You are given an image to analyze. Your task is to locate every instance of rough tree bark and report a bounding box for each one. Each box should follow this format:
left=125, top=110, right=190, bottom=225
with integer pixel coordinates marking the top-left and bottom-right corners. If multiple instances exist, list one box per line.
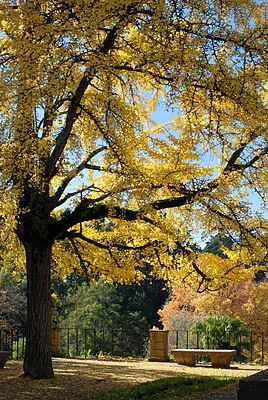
left=22, top=242, right=54, bottom=379
left=16, top=185, right=55, bottom=379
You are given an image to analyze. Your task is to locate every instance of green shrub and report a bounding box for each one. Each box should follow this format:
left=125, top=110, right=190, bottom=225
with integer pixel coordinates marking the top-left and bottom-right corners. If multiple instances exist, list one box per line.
left=191, top=315, right=249, bottom=359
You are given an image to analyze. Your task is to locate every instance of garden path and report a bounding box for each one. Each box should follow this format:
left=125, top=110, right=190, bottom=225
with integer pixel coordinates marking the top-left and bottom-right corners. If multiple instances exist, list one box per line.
left=0, top=358, right=265, bottom=400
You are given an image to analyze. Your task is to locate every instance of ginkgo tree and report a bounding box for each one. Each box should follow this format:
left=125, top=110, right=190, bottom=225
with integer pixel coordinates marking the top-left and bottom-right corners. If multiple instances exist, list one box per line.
left=0, top=0, right=268, bottom=379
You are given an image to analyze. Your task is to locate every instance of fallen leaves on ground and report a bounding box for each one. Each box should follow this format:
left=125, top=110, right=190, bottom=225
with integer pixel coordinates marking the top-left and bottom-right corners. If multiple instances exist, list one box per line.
left=0, top=359, right=265, bottom=400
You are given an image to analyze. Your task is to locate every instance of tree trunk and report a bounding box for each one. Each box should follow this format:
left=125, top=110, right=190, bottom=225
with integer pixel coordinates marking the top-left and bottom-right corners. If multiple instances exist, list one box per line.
left=22, top=242, right=54, bottom=379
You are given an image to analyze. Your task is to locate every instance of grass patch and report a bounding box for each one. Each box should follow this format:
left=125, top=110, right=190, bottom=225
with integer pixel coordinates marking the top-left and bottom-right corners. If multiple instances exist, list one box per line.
left=86, top=375, right=238, bottom=400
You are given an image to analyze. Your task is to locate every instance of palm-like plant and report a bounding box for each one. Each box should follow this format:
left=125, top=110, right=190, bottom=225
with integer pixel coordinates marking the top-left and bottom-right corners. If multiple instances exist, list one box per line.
left=192, top=315, right=249, bottom=355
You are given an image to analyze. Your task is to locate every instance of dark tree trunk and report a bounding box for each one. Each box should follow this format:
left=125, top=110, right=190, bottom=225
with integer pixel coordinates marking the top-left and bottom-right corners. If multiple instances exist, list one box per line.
left=22, top=242, right=54, bottom=379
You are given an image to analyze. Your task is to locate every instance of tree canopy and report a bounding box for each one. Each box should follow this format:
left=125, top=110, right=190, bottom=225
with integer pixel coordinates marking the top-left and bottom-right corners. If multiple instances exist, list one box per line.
left=0, top=0, right=268, bottom=378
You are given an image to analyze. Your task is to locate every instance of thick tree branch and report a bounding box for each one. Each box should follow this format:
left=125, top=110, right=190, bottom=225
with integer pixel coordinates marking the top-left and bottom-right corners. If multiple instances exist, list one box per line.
left=50, top=198, right=157, bottom=240
left=51, top=202, right=138, bottom=240
left=45, top=12, right=131, bottom=181
left=50, top=133, right=267, bottom=247
left=234, top=144, right=268, bottom=170
left=46, top=75, right=92, bottom=181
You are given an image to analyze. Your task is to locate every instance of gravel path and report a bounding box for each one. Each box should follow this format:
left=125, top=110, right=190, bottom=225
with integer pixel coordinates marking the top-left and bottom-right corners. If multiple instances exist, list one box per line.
left=0, top=359, right=265, bottom=400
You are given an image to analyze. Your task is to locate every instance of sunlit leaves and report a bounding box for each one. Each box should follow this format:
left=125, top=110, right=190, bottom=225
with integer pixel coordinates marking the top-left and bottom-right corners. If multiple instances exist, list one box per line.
left=0, top=0, right=268, bottom=290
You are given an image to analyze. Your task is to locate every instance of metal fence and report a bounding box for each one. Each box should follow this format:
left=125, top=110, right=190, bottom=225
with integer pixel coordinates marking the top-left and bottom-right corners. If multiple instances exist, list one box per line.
left=59, top=327, right=148, bottom=358
left=0, top=327, right=148, bottom=360
left=168, top=329, right=267, bottom=364
left=0, top=328, right=27, bottom=359
left=1, top=327, right=267, bottom=364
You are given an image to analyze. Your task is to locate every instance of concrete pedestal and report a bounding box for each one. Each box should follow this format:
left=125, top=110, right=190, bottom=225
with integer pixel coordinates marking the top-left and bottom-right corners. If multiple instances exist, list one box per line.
left=148, top=329, right=169, bottom=362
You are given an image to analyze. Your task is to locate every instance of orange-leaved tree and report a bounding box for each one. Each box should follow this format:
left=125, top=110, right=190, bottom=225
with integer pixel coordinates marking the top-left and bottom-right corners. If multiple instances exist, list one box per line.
left=159, top=276, right=268, bottom=333
left=0, top=0, right=268, bottom=378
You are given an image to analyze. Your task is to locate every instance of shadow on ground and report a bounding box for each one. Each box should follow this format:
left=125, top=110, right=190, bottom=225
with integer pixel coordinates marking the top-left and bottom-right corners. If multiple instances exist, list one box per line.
left=0, top=358, right=266, bottom=400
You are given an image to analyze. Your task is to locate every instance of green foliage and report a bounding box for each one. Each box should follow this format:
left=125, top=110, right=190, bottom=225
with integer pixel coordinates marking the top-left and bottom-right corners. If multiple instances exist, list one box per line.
left=58, top=280, right=152, bottom=357
left=61, top=282, right=119, bottom=329
left=191, top=315, right=249, bottom=351
left=59, top=280, right=147, bottom=331
left=54, top=271, right=168, bottom=329
left=88, top=376, right=237, bottom=400
left=12, top=336, right=26, bottom=358
left=117, top=276, right=168, bottom=328
left=57, top=280, right=151, bottom=357
left=203, top=234, right=234, bottom=258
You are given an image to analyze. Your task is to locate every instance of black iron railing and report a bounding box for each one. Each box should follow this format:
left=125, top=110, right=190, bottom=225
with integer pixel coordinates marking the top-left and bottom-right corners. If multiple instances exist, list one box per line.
left=0, top=328, right=27, bottom=359
left=168, top=329, right=266, bottom=364
left=59, top=327, right=148, bottom=358
left=0, top=327, right=148, bottom=360
left=1, top=327, right=267, bottom=364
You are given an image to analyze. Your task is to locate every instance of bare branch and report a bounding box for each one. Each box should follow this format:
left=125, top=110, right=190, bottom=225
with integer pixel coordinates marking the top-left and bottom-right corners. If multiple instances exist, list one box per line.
left=54, top=185, right=95, bottom=208
left=69, top=237, right=90, bottom=284
left=50, top=145, right=107, bottom=208
left=59, top=190, right=112, bottom=210
left=203, top=199, right=268, bottom=250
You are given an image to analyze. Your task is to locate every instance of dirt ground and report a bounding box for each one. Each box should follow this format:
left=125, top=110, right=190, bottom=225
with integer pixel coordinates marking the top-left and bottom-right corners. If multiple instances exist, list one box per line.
left=0, top=358, right=266, bottom=400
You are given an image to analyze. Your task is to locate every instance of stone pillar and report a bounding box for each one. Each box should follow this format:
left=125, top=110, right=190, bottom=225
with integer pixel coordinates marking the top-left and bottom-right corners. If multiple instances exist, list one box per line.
left=51, top=327, right=61, bottom=357
left=148, top=329, right=169, bottom=362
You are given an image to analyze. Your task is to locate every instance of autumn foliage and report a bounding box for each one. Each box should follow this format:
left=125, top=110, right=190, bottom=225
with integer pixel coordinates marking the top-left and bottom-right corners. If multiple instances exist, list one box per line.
left=159, top=276, right=268, bottom=333
left=0, top=0, right=268, bottom=378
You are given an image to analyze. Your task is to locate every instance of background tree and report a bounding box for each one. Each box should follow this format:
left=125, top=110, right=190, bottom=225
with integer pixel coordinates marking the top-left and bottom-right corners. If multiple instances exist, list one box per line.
left=203, top=234, right=234, bottom=258
left=159, top=236, right=268, bottom=335
left=57, top=278, right=167, bottom=328
left=60, top=281, right=137, bottom=329
left=0, top=269, right=27, bottom=328
left=0, top=0, right=268, bottom=378
left=193, top=277, right=268, bottom=332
